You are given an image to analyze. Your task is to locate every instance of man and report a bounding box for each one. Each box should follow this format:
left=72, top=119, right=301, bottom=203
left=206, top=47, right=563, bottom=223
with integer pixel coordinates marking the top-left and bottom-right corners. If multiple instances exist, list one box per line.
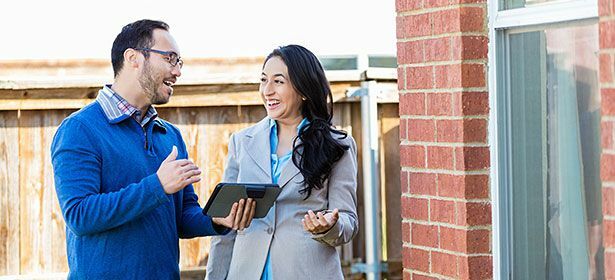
left=51, top=19, right=255, bottom=279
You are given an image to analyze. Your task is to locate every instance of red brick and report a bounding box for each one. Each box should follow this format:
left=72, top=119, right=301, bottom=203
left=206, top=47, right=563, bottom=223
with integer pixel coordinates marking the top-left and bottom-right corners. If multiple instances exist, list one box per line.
left=435, top=64, right=461, bottom=88
left=464, top=175, right=490, bottom=199
left=606, top=252, right=615, bottom=280
left=431, top=7, right=485, bottom=35
left=427, top=146, right=455, bottom=170
left=438, top=174, right=466, bottom=198
left=464, top=119, right=487, bottom=143
left=431, top=199, right=456, bottom=224
left=398, top=67, right=406, bottom=90
left=452, top=35, right=488, bottom=60
left=457, top=0, right=486, bottom=3
left=602, top=121, right=613, bottom=150
left=396, top=0, right=423, bottom=12
left=410, top=172, right=438, bottom=196
left=425, top=0, right=451, bottom=8
left=400, top=93, right=426, bottom=115
left=600, top=20, right=615, bottom=49
left=604, top=187, right=615, bottom=216
left=436, top=119, right=463, bottom=142
left=436, top=119, right=487, bottom=143
left=407, top=248, right=430, bottom=273
left=432, top=9, right=459, bottom=35
left=459, top=256, right=493, bottom=279
left=412, top=274, right=438, bottom=280
left=435, top=64, right=485, bottom=88
left=408, top=66, right=434, bottom=89
left=440, top=226, right=465, bottom=252
left=431, top=251, right=458, bottom=277
left=461, top=64, right=486, bottom=87
left=402, top=196, right=413, bottom=219
left=404, top=271, right=411, bottom=280
left=401, top=145, right=426, bottom=168
left=402, top=221, right=411, bottom=243
left=424, top=37, right=451, bottom=62
left=467, top=229, right=491, bottom=254
left=604, top=219, right=615, bottom=247
left=427, top=92, right=453, bottom=116
left=397, top=14, right=431, bottom=39
left=601, top=154, right=615, bottom=182
left=408, top=197, right=430, bottom=221
left=456, top=201, right=467, bottom=226
left=412, top=223, right=439, bottom=248
left=455, top=146, right=490, bottom=170
left=438, top=174, right=489, bottom=199
left=398, top=41, right=424, bottom=65
left=602, top=89, right=615, bottom=116
left=459, top=7, right=485, bottom=32
left=400, top=118, right=408, bottom=141
left=462, top=202, right=492, bottom=226
left=456, top=91, right=489, bottom=116
left=600, top=53, right=613, bottom=83
left=402, top=170, right=409, bottom=193
left=408, top=119, right=436, bottom=142
left=599, top=0, right=611, bottom=16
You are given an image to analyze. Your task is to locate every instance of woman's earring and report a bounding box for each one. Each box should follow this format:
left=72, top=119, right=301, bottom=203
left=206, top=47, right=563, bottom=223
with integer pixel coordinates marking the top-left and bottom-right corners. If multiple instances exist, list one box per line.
left=301, top=97, right=307, bottom=101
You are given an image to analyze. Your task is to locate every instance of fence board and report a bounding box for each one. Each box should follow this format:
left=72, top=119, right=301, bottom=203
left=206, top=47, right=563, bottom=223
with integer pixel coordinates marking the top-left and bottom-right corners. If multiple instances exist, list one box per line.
left=0, top=111, right=20, bottom=275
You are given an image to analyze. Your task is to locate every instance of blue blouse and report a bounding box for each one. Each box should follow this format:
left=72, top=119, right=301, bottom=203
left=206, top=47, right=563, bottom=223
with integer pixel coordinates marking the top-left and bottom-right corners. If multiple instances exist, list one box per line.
left=261, top=118, right=309, bottom=280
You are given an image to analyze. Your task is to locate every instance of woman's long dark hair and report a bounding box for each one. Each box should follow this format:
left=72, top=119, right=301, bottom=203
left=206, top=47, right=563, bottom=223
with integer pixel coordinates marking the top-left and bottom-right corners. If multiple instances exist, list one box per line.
left=264, top=45, right=350, bottom=199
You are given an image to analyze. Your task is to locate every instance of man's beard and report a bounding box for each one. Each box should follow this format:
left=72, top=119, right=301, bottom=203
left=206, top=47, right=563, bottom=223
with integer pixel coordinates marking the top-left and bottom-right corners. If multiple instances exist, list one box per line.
left=139, top=60, right=171, bottom=105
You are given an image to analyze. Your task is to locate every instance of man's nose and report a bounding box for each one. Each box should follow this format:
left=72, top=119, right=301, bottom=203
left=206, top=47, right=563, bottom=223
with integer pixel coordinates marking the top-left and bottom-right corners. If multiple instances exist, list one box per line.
left=171, top=65, right=181, bottom=77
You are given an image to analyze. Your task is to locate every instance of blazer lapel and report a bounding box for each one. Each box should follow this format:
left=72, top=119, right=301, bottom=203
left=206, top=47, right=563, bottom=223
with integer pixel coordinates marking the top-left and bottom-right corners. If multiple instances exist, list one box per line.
left=245, top=118, right=272, bottom=181
left=277, top=158, right=301, bottom=188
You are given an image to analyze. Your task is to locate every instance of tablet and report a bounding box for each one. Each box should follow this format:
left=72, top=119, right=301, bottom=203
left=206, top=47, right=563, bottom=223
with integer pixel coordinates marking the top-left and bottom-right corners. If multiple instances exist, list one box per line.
left=202, top=183, right=281, bottom=218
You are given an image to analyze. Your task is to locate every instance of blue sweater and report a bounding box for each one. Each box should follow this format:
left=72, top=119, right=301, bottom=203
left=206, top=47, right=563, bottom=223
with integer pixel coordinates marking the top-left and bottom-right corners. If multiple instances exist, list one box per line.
left=51, top=101, right=225, bottom=279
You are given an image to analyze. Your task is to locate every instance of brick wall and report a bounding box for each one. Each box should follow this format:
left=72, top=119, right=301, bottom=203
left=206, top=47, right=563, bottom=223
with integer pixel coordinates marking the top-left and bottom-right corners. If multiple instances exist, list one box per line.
left=600, top=0, right=615, bottom=278
left=396, top=0, right=492, bottom=279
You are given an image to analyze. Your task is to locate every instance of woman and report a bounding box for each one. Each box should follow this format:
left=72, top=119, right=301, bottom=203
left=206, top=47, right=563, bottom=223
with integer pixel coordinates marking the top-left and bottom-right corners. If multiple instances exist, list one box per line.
left=205, top=45, right=358, bottom=280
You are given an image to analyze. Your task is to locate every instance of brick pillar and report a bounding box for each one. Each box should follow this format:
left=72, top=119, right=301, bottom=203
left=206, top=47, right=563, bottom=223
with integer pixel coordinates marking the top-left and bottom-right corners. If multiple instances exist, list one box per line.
left=599, top=0, right=615, bottom=278
left=396, top=1, right=492, bottom=279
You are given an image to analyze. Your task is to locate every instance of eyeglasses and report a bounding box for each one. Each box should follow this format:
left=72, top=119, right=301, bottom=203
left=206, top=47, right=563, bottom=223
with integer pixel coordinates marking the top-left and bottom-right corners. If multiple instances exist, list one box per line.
left=134, top=48, right=183, bottom=69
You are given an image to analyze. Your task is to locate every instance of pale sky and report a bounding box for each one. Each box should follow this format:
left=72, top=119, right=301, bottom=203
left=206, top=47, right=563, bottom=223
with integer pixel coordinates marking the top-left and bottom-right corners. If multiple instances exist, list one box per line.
left=1, top=0, right=396, bottom=60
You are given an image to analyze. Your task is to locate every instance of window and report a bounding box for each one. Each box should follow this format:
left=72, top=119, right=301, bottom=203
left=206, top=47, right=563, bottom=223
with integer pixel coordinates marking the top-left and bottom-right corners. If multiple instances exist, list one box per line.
left=489, top=0, right=602, bottom=279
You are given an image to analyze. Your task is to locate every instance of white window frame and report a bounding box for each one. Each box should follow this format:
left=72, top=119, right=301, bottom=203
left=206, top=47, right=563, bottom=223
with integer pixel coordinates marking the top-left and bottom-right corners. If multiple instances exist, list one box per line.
left=487, top=0, right=598, bottom=279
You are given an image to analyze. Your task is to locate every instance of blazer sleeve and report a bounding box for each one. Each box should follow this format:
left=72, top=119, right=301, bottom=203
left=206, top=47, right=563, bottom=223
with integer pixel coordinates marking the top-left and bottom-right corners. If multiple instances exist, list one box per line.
left=206, top=133, right=239, bottom=280
left=311, top=136, right=359, bottom=247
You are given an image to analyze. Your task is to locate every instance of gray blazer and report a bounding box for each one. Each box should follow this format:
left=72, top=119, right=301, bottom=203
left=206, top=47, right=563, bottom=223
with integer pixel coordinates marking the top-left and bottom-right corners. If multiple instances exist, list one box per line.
left=205, top=117, right=358, bottom=280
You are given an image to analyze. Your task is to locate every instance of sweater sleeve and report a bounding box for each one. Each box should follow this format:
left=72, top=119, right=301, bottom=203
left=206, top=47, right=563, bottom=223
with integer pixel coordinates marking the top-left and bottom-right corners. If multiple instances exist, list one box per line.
left=51, top=118, right=169, bottom=236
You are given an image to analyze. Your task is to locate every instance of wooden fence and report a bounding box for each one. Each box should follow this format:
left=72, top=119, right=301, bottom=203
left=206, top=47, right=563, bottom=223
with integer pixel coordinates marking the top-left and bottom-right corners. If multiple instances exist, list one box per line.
left=0, top=71, right=400, bottom=278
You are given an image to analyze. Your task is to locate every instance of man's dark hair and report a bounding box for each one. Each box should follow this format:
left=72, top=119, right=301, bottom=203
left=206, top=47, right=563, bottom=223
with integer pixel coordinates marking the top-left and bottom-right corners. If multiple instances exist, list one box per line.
left=111, top=19, right=169, bottom=77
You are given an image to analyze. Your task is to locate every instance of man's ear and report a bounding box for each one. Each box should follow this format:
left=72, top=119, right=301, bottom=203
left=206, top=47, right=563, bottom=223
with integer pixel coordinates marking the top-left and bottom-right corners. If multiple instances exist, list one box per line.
left=123, top=48, right=141, bottom=69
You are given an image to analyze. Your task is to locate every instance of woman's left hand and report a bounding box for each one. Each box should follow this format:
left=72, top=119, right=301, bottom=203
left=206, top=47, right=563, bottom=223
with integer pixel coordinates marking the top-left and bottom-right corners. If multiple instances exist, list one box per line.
left=302, top=208, right=339, bottom=234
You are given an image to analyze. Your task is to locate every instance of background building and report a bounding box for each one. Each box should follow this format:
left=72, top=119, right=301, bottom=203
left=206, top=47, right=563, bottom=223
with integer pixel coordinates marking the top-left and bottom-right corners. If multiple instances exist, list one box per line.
left=396, top=0, right=613, bottom=279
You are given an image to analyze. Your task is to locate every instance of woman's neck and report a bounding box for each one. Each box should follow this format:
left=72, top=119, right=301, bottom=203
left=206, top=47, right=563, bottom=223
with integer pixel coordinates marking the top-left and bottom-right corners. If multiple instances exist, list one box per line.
left=275, top=116, right=303, bottom=135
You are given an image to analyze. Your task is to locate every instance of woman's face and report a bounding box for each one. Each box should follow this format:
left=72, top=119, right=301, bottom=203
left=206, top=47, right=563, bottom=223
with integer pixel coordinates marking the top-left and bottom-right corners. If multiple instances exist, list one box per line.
left=260, top=56, right=304, bottom=123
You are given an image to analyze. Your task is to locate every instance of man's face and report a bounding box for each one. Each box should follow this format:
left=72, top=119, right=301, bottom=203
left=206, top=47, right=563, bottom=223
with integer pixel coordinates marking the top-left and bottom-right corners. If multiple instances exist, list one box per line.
left=138, top=29, right=182, bottom=105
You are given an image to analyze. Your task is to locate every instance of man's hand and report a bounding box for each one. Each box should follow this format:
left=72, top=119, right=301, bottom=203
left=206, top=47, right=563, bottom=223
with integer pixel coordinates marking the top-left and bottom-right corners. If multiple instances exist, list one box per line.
left=212, top=198, right=256, bottom=231
left=157, top=146, right=202, bottom=194
left=302, top=208, right=339, bottom=234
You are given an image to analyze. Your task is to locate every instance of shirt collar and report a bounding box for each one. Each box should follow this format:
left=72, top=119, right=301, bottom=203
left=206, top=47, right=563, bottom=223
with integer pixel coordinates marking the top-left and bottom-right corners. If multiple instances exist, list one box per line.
left=96, top=84, right=158, bottom=126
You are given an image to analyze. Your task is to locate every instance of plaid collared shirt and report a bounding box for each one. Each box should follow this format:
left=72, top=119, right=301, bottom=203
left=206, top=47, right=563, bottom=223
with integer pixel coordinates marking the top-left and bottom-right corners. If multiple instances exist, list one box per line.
left=96, top=85, right=158, bottom=126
